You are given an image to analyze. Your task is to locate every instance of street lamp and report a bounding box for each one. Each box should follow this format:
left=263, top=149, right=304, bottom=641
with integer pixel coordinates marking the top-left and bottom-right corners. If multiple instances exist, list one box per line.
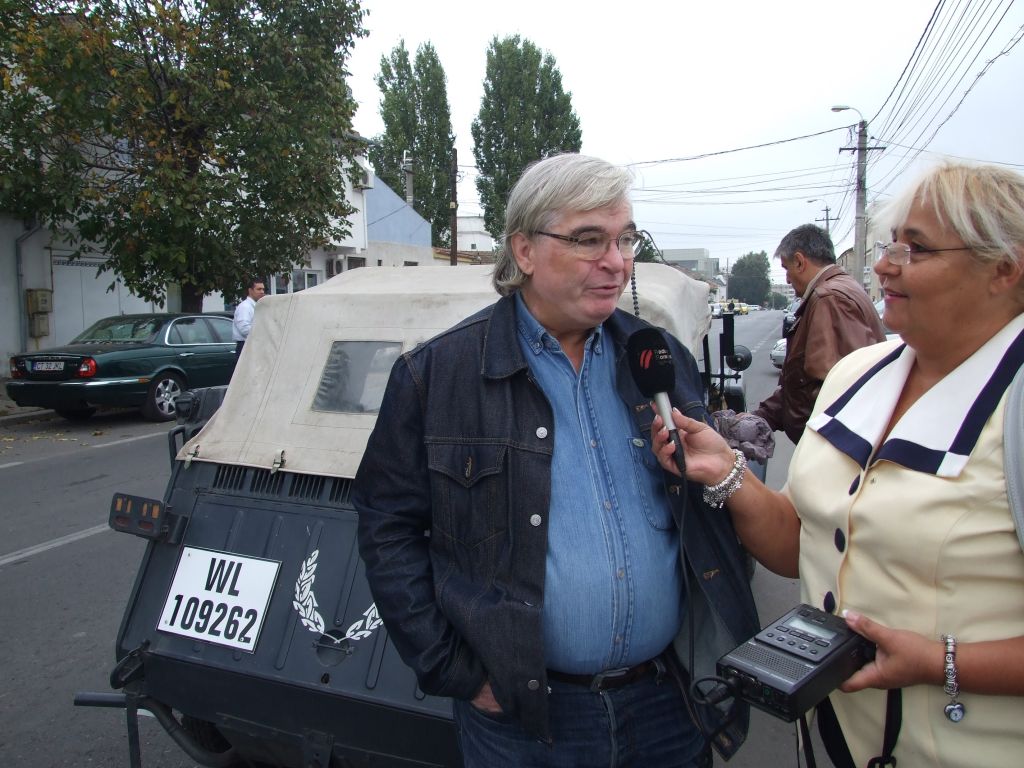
left=831, top=105, right=868, bottom=287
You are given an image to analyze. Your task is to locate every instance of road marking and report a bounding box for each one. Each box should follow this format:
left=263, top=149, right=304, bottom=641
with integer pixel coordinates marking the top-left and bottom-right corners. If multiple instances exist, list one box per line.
left=90, top=432, right=165, bottom=449
left=0, top=430, right=165, bottom=470
left=0, top=523, right=109, bottom=567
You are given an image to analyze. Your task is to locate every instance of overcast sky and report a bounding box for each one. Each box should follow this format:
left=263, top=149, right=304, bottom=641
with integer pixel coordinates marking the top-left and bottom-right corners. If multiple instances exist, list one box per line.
left=345, top=0, right=1024, bottom=280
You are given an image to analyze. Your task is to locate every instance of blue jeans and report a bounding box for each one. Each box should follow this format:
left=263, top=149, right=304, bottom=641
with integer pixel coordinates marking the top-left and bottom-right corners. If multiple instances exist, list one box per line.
left=453, top=675, right=710, bottom=768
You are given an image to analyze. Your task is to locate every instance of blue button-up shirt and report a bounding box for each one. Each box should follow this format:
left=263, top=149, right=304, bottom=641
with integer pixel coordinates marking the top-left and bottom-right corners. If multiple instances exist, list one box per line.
left=514, top=295, right=683, bottom=673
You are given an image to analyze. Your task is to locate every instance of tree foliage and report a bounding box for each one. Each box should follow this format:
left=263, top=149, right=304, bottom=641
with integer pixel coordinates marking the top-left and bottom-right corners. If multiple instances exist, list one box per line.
left=471, top=35, right=581, bottom=239
left=0, top=0, right=366, bottom=310
left=728, top=251, right=771, bottom=305
left=368, top=40, right=455, bottom=247
left=634, top=231, right=661, bottom=263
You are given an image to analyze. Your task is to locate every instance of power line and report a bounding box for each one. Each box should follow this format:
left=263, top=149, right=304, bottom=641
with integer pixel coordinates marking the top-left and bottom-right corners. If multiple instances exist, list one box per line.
left=624, top=126, right=851, bottom=166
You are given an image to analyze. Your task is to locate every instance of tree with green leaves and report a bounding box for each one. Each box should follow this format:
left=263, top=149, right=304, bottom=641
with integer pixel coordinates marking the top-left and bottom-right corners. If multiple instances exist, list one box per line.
left=0, top=0, right=366, bottom=310
left=369, top=40, right=456, bottom=247
left=471, top=35, right=581, bottom=239
left=369, top=41, right=416, bottom=201
left=728, top=251, right=771, bottom=305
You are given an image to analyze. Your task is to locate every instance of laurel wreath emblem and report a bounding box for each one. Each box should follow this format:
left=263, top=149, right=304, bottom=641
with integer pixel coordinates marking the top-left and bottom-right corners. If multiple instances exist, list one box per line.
left=292, top=549, right=383, bottom=643
left=293, top=550, right=326, bottom=634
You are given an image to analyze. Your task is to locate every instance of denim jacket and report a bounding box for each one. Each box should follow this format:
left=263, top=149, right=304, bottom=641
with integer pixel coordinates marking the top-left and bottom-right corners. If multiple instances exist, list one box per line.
left=353, top=294, right=759, bottom=756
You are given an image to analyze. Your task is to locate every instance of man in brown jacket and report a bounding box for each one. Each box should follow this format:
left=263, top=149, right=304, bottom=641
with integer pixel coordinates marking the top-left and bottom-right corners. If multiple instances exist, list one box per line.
left=753, top=224, right=886, bottom=443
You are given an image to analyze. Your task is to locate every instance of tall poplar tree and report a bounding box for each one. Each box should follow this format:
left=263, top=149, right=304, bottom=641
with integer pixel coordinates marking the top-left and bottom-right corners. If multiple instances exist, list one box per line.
left=471, top=36, right=582, bottom=240
left=369, top=40, right=455, bottom=247
left=0, top=0, right=367, bottom=310
left=369, top=41, right=416, bottom=201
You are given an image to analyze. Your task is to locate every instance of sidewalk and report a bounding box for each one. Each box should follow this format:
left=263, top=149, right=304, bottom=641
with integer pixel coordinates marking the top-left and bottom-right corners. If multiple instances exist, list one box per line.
left=0, top=377, right=53, bottom=426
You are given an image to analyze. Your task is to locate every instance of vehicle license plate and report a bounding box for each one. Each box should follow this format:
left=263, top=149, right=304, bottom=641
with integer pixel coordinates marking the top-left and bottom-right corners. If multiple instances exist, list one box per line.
left=31, top=361, right=64, bottom=372
left=158, top=547, right=281, bottom=652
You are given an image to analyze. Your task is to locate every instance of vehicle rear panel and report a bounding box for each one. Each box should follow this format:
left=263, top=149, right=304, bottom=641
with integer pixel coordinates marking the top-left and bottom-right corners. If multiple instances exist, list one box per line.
left=116, top=453, right=458, bottom=767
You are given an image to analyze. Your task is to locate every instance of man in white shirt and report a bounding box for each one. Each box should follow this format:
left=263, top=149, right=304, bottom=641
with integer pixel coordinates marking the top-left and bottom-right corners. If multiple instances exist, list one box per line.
left=232, top=279, right=266, bottom=355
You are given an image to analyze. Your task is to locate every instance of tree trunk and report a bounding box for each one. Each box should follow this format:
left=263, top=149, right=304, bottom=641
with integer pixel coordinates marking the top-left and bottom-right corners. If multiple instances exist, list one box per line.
left=180, top=282, right=205, bottom=313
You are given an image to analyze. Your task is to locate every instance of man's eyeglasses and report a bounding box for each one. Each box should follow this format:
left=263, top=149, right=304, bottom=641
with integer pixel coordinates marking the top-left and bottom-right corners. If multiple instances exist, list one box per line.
left=535, top=230, right=642, bottom=261
left=874, top=241, right=970, bottom=266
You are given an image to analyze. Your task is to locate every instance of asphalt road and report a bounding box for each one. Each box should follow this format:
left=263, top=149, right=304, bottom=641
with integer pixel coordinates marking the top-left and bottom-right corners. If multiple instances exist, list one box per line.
left=0, top=310, right=829, bottom=768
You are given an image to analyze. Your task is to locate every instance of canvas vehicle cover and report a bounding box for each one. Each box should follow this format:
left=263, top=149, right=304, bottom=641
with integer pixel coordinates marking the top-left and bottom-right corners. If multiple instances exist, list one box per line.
left=177, top=263, right=710, bottom=477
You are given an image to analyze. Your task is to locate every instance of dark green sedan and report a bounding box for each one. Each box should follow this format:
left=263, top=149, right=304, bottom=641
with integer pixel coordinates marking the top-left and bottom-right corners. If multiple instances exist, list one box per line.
left=6, top=313, right=236, bottom=421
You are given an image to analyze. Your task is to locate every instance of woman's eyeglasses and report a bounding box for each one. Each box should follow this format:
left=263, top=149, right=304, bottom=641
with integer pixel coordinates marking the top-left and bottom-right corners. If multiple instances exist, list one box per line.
left=874, top=241, right=970, bottom=266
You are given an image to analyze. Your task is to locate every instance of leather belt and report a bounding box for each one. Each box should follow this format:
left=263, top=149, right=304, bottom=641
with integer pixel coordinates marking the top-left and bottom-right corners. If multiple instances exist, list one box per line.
left=547, top=656, right=664, bottom=692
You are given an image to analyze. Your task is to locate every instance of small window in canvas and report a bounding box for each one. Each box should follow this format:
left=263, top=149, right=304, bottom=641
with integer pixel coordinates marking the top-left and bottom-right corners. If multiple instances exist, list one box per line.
left=312, top=341, right=401, bottom=413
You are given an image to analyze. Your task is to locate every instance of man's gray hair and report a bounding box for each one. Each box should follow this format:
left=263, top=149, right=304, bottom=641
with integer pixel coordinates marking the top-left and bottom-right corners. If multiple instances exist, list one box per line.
left=774, top=224, right=836, bottom=266
left=491, top=153, right=634, bottom=296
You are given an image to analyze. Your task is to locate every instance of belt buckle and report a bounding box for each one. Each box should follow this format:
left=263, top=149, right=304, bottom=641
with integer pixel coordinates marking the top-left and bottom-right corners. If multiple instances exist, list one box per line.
left=589, top=666, right=631, bottom=692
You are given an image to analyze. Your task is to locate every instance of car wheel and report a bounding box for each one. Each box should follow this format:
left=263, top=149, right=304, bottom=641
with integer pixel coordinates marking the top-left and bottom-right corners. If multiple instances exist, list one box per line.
left=55, top=407, right=96, bottom=421
left=143, top=372, right=185, bottom=421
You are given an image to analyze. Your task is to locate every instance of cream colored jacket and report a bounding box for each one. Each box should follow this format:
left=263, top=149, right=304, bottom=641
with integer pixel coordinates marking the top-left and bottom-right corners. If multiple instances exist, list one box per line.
left=789, top=316, right=1024, bottom=767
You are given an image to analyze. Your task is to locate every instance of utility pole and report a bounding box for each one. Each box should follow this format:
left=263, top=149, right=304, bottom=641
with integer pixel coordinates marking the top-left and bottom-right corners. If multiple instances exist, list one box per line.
left=449, top=149, right=458, bottom=266
left=401, top=151, right=415, bottom=205
left=837, top=120, right=868, bottom=283
left=815, top=204, right=834, bottom=236
left=853, top=119, right=867, bottom=286
left=833, top=105, right=883, bottom=289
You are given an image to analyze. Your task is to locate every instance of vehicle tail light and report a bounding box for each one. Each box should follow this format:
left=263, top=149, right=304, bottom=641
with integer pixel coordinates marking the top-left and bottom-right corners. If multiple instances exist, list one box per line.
left=77, top=358, right=97, bottom=378
left=9, top=358, right=25, bottom=378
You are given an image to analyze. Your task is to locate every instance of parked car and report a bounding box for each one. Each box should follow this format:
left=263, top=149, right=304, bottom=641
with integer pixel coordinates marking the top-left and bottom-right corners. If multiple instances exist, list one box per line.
left=6, top=313, right=236, bottom=421
left=782, top=299, right=801, bottom=336
left=770, top=337, right=787, bottom=368
left=710, top=301, right=723, bottom=318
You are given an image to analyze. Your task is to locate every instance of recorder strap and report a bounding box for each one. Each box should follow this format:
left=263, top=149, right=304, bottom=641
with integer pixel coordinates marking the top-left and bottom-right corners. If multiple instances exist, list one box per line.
left=814, top=688, right=902, bottom=768
left=866, top=688, right=902, bottom=768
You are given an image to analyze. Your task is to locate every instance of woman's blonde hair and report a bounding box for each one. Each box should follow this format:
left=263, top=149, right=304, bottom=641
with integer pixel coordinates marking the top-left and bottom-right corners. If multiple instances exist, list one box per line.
left=870, top=161, right=1024, bottom=272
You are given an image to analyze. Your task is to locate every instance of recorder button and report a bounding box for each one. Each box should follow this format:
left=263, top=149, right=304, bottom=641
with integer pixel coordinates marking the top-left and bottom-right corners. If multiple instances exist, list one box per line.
left=815, top=640, right=830, bottom=647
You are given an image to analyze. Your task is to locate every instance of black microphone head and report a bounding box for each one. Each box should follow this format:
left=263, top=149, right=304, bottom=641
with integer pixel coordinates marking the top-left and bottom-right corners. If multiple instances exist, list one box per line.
left=626, top=328, right=676, bottom=397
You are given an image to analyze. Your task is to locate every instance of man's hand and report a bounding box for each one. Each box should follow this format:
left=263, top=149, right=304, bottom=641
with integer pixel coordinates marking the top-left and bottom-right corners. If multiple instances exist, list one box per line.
left=470, top=681, right=503, bottom=714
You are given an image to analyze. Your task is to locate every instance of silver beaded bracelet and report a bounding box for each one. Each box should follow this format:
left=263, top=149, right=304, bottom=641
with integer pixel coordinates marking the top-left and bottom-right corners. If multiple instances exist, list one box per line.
left=941, top=634, right=965, bottom=722
left=702, top=449, right=747, bottom=509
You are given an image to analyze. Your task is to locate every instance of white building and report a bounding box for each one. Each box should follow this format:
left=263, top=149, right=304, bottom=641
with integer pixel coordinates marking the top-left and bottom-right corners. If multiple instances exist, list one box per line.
left=456, top=215, right=496, bottom=253
left=1, top=158, right=435, bottom=359
left=660, top=247, right=720, bottom=279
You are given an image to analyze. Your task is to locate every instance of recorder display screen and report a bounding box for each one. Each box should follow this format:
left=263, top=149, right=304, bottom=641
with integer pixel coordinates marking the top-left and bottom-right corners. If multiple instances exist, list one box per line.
left=788, top=616, right=837, bottom=641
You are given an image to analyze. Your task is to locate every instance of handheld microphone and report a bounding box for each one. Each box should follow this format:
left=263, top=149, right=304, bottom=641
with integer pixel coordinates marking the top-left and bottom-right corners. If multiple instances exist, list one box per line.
left=627, top=328, right=686, bottom=474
